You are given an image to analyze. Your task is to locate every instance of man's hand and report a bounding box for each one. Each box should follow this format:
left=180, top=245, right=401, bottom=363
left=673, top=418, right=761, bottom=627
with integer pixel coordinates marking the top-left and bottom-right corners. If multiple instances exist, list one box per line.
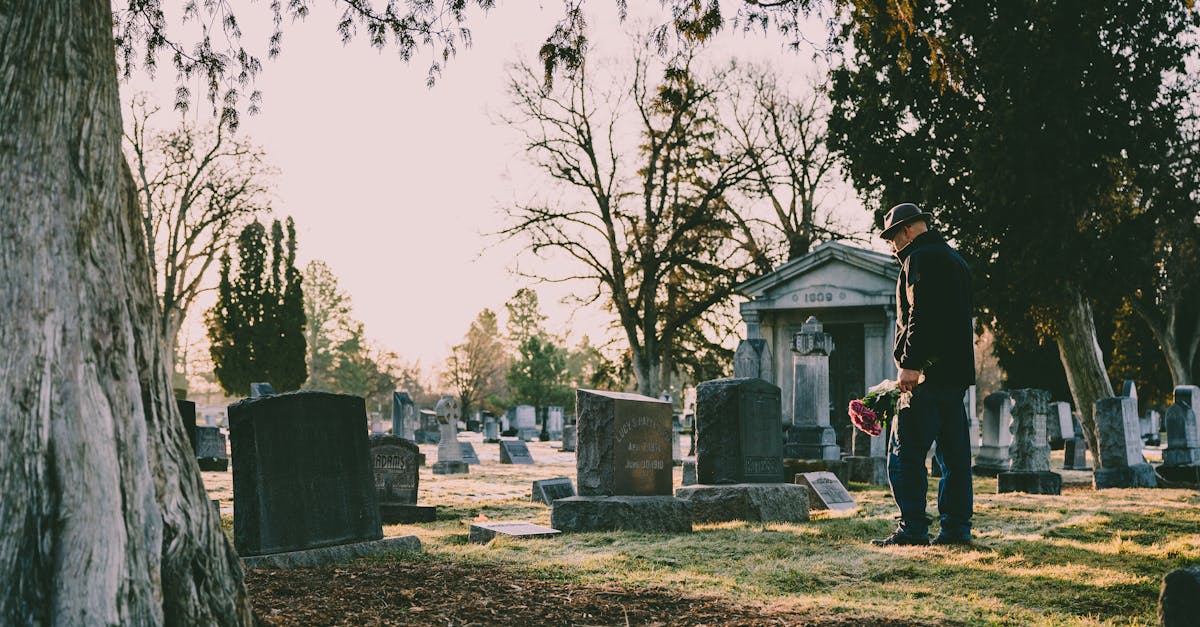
left=898, top=368, right=922, bottom=393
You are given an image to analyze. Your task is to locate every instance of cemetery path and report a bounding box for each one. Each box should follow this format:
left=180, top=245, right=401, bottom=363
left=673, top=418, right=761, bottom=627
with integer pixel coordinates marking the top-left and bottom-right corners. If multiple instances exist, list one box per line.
left=245, top=559, right=929, bottom=626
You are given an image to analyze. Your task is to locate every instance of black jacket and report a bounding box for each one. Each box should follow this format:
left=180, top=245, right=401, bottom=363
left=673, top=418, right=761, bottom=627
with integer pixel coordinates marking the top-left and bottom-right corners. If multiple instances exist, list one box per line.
left=894, top=231, right=976, bottom=387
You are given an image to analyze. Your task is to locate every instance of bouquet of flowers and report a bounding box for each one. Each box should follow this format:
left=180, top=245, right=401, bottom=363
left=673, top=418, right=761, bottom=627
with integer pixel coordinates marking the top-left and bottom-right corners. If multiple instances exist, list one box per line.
left=848, top=379, right=905, bottom=437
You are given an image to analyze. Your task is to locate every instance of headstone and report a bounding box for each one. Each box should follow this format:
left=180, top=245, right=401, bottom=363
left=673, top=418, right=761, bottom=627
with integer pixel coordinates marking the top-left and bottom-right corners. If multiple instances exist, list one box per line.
left=785, top=317, right=840, bottom=462
left=1048, top=402, right=1074, bottom=450
left=732, top=338, right=773, bottom=381
left=965, top=385, right=981, bottom=456
left=499, top=439, right=535, bottom=465
left=250, top=382, right=276, bottom=398
left=531, top=477, right=577, bottom=505
left=369, top=435, right=435, bottom=524
left=1159, top=565, right=1200, bottom=627
left=1159, top=385, right=1200, bottom=483
left=466, top=411, right=482, bottom=433
left=1141, top=410, right=1162, bottom=446
left=1092, top=396, right=1157, bottom=489
left=460, top=442, right=481, bottom=465
left=694, top=378, right=785, bottom=484
left=846, top=427, right=888, bottom=486
left=1122, top=379, right=1137, bottom=400
left=794, top=471, right=856, bottom=510
left=432, top=396, right=469, bottom=475
left=483, top=415, right=501, bottom=442
left=975, top=391, right=1013, bottom=476
left=546, top=406, right=565, bottom=441
left=676, top=378, right=808, bottom=523
left=179, top=399, right=198, bottom=451
left=468, top=522, right=561, bottom=544
left=1063, top=413, right=1091, bottom=470
left=417, top=409, right=440, bottom=444
left=998, top=389, right=1062, bottom=495
left=551, top=389, right=691, bottom=533
left=681, top=458, right=696, bottom=486
left=391, top=391, right=417, bottom=442
left=229, top=391, right=383, bottom=556
left=559, top=424, right=577, bottom=452
left=196, top=426, right=229, bottom=472
left=514, top=405, right=539, bottom=441
left=671, top=422, right=683, bottom=466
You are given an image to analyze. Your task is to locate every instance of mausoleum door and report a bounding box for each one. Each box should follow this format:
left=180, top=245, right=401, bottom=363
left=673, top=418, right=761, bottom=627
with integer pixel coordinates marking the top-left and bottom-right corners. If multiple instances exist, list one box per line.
left=826, top=323, right=865, bottom=450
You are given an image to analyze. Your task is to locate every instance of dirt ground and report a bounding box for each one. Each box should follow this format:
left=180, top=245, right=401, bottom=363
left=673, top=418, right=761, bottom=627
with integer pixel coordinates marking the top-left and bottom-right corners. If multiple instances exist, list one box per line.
left=246, top=559, right=928, bottom=627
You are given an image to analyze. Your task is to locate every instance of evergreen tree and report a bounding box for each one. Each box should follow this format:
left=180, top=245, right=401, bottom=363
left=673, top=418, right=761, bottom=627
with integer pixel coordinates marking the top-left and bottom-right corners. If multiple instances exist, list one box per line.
left=207, top=218, right=306, bottom=395
left=503, top=289, right=573, bottom=409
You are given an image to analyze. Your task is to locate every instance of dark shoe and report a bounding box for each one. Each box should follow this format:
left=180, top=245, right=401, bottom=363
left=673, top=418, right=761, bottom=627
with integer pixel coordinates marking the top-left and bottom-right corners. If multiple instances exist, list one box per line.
left=930, top=534, right=972, bottom=546
left=871, top=529, right=929, bottom=547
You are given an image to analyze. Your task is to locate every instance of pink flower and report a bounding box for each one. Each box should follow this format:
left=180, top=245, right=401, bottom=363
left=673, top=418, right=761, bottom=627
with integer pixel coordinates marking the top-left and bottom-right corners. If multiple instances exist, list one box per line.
left=849, top=399, right=881, bottom=437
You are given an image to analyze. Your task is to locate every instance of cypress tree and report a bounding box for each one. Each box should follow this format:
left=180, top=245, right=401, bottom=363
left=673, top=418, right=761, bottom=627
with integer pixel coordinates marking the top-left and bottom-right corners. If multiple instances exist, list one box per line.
left=207, top=218, right=307, bottom=395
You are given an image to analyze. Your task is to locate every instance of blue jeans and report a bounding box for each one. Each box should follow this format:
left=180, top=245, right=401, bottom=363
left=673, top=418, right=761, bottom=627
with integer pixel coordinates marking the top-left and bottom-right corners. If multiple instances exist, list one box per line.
left=887, top=383, right=973, bottom=538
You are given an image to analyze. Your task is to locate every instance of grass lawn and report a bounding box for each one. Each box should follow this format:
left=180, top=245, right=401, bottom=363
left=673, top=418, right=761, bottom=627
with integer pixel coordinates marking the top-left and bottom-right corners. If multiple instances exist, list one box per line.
left=210, top=434, right=1200, bottom=626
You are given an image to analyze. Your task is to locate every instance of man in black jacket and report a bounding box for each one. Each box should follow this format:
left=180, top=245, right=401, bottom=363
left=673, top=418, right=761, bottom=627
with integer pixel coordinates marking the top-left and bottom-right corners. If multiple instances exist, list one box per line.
left=872, top=203, right=976, bottom=547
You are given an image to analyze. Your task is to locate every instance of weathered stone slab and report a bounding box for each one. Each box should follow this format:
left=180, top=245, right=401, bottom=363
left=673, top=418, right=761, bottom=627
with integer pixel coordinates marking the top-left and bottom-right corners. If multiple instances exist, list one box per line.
left=575, top=389, right=673, bottom=496
left=975, top=391, right=1013, bottom=476
left=559, top=424, right=577, bottom=452
left=675, top=483, right=809, bottom=523
left=499, top=439, right=535, bottom=465
left=695, top=378, right=784, bottom=484
left=483, top=416, right=500, bottom=443
left=546, top=406, right=565, bottom=441
left=1163, top=385, right=1200, bottom=467
left=793, top=471, right=856, bottom=510
left=1008, top=389, right=1052, bottom=473
left=787, top=317, right=839, bottom=461
left=784, top=458, right=848, bottom=490
left=468, top=522, right=561, bottom=544
left=733, top=338, right=773, bottom=381
left=998, top=470, right=1062, bottom=495
left=229, top=391, right=382, bottom=557
left=1093, top=396, right=1156, bottom=489
left=391, top=391, right=417, bottom=441
left=241, top=535, right=421, bottom=570
left=550, top=496, right=692, bottom=533
left=846, top=456, right=887, bottom=485
left=196, top=425, right=228, bottom=471
left=369, top=435, right=424, bottom=523
left=531, top=477, right=576, bottom=505
left=681, top=458, right=696, bottom=486
left=1158, top=565, right=1200, bottom=627
left=1047, top=402, right=1074, bottom=450
left=514, top=405, right=539, bottom=441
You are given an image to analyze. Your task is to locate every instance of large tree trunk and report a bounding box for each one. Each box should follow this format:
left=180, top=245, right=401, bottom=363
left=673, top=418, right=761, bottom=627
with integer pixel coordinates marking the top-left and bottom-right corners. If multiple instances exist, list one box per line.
left=0, top=2, right=253, bottom=624
left=1054, top=290, right=1115, bottom=462
left=1130, top=302, right=1195, bottom=386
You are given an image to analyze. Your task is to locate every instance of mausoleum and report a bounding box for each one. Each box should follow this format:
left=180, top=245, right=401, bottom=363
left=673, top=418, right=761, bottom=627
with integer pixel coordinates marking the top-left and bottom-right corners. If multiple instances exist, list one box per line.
left=737, top=241, right=899, bottom=430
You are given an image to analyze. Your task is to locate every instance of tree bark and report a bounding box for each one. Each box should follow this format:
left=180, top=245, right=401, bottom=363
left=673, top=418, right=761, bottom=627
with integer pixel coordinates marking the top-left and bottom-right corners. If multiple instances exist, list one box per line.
left=0, top=2, right=253, bottom=624
left=1054, top=289, right=1115, bottom=462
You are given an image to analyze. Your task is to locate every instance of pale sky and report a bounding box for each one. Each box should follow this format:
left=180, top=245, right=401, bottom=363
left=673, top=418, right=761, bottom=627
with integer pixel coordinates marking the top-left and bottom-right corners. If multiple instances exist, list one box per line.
left=121, top=1, right=876, bottom=378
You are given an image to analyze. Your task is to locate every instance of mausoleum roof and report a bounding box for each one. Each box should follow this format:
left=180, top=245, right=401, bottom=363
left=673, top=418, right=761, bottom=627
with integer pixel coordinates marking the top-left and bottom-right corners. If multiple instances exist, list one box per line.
left=736, top=240, right=898, bottom=300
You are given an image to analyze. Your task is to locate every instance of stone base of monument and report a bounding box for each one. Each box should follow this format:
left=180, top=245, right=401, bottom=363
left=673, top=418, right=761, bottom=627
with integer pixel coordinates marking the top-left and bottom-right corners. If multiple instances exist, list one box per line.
left=379, top=504, right=437, bottom=524
left=783, top=458, right=848, bottom=488
left=469, top=522, right=561, bottom=544
left=845, top=456, right=887, bottom=486
left=1156, top=464, right=1200, bottom=484
left=198, top=458, right=228, bottom=472
left=675, top=484, right=809, bottom=523
left=241, top=535, right=422, bottom=569
left=997, top=470, right=1062, bottom=495
left=550, top=496, right=692, bottom=533
left=1093, top=463, right=1157, bottom=489
left=972, top=460, right=1010, bottom=477
left=432, top=460, right=470, bottom=475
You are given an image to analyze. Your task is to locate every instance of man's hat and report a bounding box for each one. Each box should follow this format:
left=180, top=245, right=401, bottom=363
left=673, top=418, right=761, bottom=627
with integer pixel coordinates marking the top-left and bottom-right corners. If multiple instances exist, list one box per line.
left=879, top=203, right=933, bottom=240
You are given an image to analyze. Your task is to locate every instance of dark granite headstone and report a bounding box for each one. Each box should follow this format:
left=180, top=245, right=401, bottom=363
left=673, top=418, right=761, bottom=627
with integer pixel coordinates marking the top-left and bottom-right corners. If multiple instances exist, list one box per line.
left=1159, top=566, right=1200, bottom=627
left=531, top=477, right=576, bottom=505
left=794, top=471, right=856, bottom=510
left=460, top=442, right=481, bottom=465
left=196, top=426, right=229, bottom=471
left=391, top=391, right=416, bottom=441
left=417, top=410, right=440, bottom=444
left=499, top=439, right=535, bottom=465
left=576, top=389, right=673, bottom=496
left=179, top=399, right=198, bottom=450
left=230, top=391, right=382, bottom=556
left=1160, top=385, right=1200, bottom=483
left=369, top=435, right=436, bottom=524
left=695, top=378, right=784, bottom=484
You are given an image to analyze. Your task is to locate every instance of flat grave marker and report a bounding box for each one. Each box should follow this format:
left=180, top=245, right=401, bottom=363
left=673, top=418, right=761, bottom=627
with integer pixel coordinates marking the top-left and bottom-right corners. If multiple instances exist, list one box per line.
left=460, top=442, right=481, bottom=465
left=468, top=522, right=561, bottom=544
left=499, top=439, right=535, bottom=465
left=531, top=477, right=576, bottom=505
left=794, top=471, right=856, bottom=511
